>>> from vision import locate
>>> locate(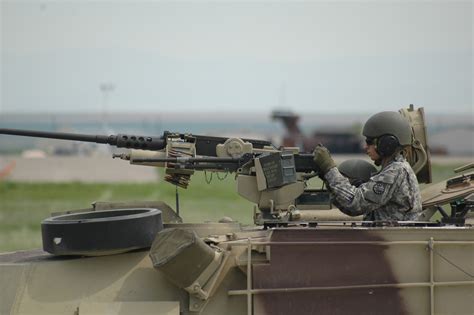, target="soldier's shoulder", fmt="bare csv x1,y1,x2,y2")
372,162,403,183
391,158,415,177
384,158,409,173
